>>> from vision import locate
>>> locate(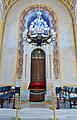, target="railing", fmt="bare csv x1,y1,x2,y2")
21,89,52,104
15,85,57,120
